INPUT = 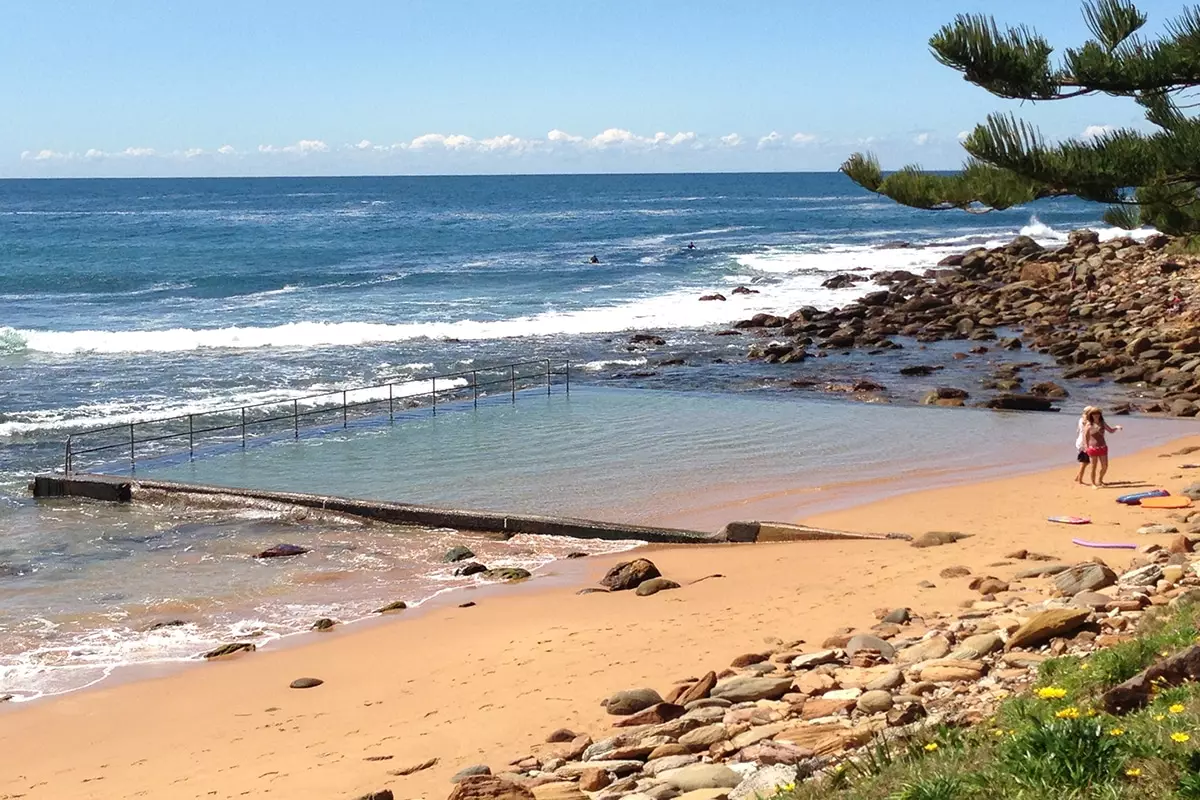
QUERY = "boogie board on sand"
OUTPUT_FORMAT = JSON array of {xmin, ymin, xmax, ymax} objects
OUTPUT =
[
  {"xmin": 1139, "ymin": 496, "xmax": 1193, "ymax": 509},
  {"xmin": 1049, "ymin": 516, "xmax": 1091, "ymax": 524},
  {"xmin": 1117, "ymin": 489, "xmax": 1170, "ymax": 505},
  {"xmin": 1072, "ymin": 538, "xmax": 1137, "ymax": 549}
]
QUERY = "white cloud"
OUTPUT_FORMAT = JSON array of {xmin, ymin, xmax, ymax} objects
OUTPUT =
[
  {"xmin": 957, "ymin": 130, "xmax": 971, "ymax": 142},
  {"xmin": 547, "ymin": 129, "xmax": 584, "ymax": 144},
  {"xmin": 84, "ymin": 148, "xmax": 106, "ymax": 159},
  {"xmin": 217, "ymin": 144, "xmax": 236, "ymax": 155},
  {"xmin": 258, "ymin": 139, "xmax": 329, "ymax": 155},
  {"xmin": 183, "ymin": 148, "xmax": 205, "ymax": 158},
  {"xmin": 757, "ymin": 131, "xmax": 785, "ymax": 149},
  {"xmin": 1082, "ymin": 124, "xmax": 1115, "ymax": 139},
  {"xmin": 21, "ymin": 149, "xmax": 70, "ymax": 161},
  {"xmin": 479, "ymin": 134, "xmax": 534, "ymax": 152},
  {"xmin": 913, "ymin": 132, "xmax": 931, "ymax": 146},
  {"xmin": 792, "ymin": 132, "xmax": 818, "ymax": 145},
  {"xmin": 121, "ymin": 147, "xmax": 156, "ymax": 157},
  {"xmin": 720, "ymin": 133, "xmax": 744, "ymax": 148},
  {"xmin": 354, "ymin": 139, "xmax": 373, "ymax": 150}
]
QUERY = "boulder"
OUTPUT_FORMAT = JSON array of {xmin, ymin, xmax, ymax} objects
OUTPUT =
[
  {"xmin": 202, "ymin": 642, "xmax": 255, "ymax": 659},
  {"xmin": 449, "ymin": 776, "xmax": 535, "ymax": 800},
  {"xmin": 600, "ymin": 559, "xmax": 662, "ymax": 591},
  {"xmin": 984, "ymin": 394, "xmax": 1055, "ymax": 411},
  {"xmin": 455, "ymin": 562, "xmax": 488, "ymax": 577},
  {"xmin": 636, "ymin": 578, "xmax": 681, "ymax": 597},
  {"xmin": 1120, "ymin": 564, "xmax": 1164, "ymax": 586},
  {"xmin": 674, "ymin": 672, "xmax": 718, "ymax": 706},
  {"xmin": 729, "ymin": 765, "xmax": 799, "ymax": 800},
  {"xmin": 895, "ymin": 635, "xmax": 951, "ymax": 666},
  {"xmin": 483, "ymin": 568, "xmax": 532, "ymax": 582},
  {"xmin": 710, "ymin": 675, "xmax": 794, "ymax": 703},
  {"xmin": 375, "ymin": 600, "xmax": 408, "ymax": 613},
  {"xmin": 255, "ymin": 543, "xmax": 309, "ymax": 559},
  {"xmin": 950, "ymin": 633, "xmax": 1003, "ymax": 660},
  {"xmin": 918, "ymin": 659, "xmax": 986, "ymax": 683},
  {"xmin": 1102, "ymin": 645, "xmax": 1200, "ymax": 714},
  {"xmin": 289, "ymin": 677, "xmax": 323, "ymax": 689},
  {"xmin": 658, "ymin": 763, "xmax": 742, "ymax": 792},
  {"xmin": 845, "ymin": 634, "xmax": 896, "ymax": 662},
  {"xmin": 444, "ymin": 546, "xmax": 476, "ymax": 563},
  {"xmin": 452, "ymin": 766, "xmax": 493, "ymax": 783},
  {"xmin": 855, "ymin": 690, "xmax": 894, "ymax": 714},
  {"xmin": 605, "ymin": 688, "xmax": 664, "ymax": 716},
  {"xmin": 1005, "ymin": 608, "xmax": 1090, "ymax": 650},
  {"xmin": 1053, "ymin": 563, "xmax": 1117, "ymax": 596}
]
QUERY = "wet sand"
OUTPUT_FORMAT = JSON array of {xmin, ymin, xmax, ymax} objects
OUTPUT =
[{"xmin": 2, "ymin": 433, "xmax": 1198, "ymax": 800}]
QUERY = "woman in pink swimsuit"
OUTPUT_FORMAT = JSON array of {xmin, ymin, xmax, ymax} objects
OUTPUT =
[{"xmin": 1084, "ymin": 408, "xmax": 1122, "ymax": 487}]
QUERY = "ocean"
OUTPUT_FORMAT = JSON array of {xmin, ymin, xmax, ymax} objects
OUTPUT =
[{"xmin": 0, "ymin": 172, "xmax": 1165, "ymax": 700}]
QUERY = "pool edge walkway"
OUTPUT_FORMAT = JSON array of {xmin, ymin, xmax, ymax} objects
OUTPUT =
[{"xmin": 30, "ymin": 474, "xmax": 895, "ymax": 546}]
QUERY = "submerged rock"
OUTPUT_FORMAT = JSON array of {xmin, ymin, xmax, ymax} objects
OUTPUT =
[
  {"xmin": 255, "ymin": 543, "xmax": 309, "ymax": 559},
  {"xmin": 375, "ymin": 600, "xmax": 408, "ymax": 613},
  {"xmin": 444, "ymin": 546, "xmax": 476, "ymax": 563},
  {"xmin": 311, "ymin": 617, "xmax": 337, "ymax": 631},
  {"xmin": 455, "ymin": 562, "xmax": 488, "ymax": 577},
  {"xmin": 202, "ymin": 642, "xmax": 256, "ymax": 659},
  {"xmin": 483, "ymin": 567, "xmax": 532, "ymax": 582}
]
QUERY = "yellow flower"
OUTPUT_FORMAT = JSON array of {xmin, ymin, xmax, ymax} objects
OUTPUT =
[
  {"xmin": 1170, "ymin": 704, "xmax": 1186, "ymax": 714},
  {"xmin": 924, "ymin": 743, "xmax": 939, "ymax": 752},
  {"xmin": 1081, "ymin": 663, "xmax": 1090, "ymax": 670},
  {"xmin": 1109, "ymin": 728, "xmax": 1125, "ymax": 736},
  {"xmin": 992, "ymin": 728, "xmax": 1005, "ymax": 737},
  {"xmin": 1036, "ymin": 687, "xmax": 1068, "ymax": 700},
  {"xmin": 1056, "ymin": 707, "xmax": 1081, "ymax": 719},
  {"xmin": 1172, "ymin": 732, "xmax": 1191, "ymax": 743},
  {"xmin": 1126, "ymin": 768, "xmax": 1142, "ymax": 777},
  {"xmin": 1085, "ymin": 709, "xmax": 1098, "ymax": 717},
  {"xmin": 1154, "ymin": 714, "xmax": 1166, "ymax": 722}
]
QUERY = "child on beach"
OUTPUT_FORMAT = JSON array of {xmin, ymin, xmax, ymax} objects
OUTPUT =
[
  {"xmin": 1083, "ymin": 407, "xmax": 1122, "ymax": 487},
  {"xmin": 1074, "ymin": 406, "xmax": 1096, "ymax": 484}
]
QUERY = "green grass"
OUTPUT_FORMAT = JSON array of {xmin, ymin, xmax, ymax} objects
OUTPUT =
[{"xmin": 780, "ymin": 603, "xmax": 1200, "ymax": 800}]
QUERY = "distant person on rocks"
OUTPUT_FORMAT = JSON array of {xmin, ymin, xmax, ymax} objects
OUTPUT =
[
  {"xmin": 1083, "ymin": 407, "xmax": 1122, "ymax": 487},
  {"xmin": 1074, "ymin": 405, "xmax": 1097, "ymax": 484}
]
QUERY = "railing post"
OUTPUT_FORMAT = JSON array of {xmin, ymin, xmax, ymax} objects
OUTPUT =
[
  {"xmin": 129, "ymin": 423, "xmax": 136, "ymax": 473},
  {"xmin": 565, "ymin": 361, "xmax": 570, "ymax": 395},
  {"xmin": 294, "ymin": 400, "xmax": 299, "ymax": 439},
  {"xmin": 546, "ymin": 359, "xmax": 551, "ymax": 395},
  {"xmin": 432, "ymin": 377, "xmax": 437, "ymax": 416},
  {"xmin": 510, "ymin": 364, "xmax": 516, "ymax": 403},
  {"xmin": 342, "ymin": 390, "xmax": 348, "ymax": 428},
  {"xmin": 241, "ymin": 407, "xmax": 247, "ymax": 448},
  {"xmin": 472, "ymin": 371, "xmax": 478, "ymax": 408},
  {"xmin": 188, "ymin": 414, "xmax": 194, "ymax": 459},
  {"xmin": 388, "ymin": 383, "xmax": 394, "ymax": 424},
  {"xmin": 64, "ymin": 436, "xmax": 72, "ymax": 475}
]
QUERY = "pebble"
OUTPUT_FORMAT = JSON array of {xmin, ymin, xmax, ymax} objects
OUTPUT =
[{"xmin": 289, "ymin": 677, "xmax": 324, "ymax": 689}]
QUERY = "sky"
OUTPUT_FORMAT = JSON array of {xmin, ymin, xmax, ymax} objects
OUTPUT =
[{"xmin": 2, "ymin": 0, "xmax": 1186, "ymax": 178}]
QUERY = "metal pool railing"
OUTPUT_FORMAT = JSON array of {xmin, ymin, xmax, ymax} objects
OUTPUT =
[{"xmin": 62, "ymin": 358, "xmax": 571, "ymax": 475}]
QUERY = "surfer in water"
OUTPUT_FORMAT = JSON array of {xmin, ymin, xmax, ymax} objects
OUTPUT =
[
  {"xmin": 589, "ymin": 255, "xmax": 600, "ymax": 264},
  {"xmin": 686, "ymin": 242, "xmax": 696, "ymax": 250},
  {"xmin": 1083, "ymin": 407, "xmax": 1122, "ymax": 487}
]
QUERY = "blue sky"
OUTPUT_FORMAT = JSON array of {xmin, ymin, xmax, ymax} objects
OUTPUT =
[{"xmin": 3, "ymin": 0, "xmax": 1181, "ymax": 177}]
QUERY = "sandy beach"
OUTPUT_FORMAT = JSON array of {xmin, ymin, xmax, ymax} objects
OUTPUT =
[{"xmin": 3, "ymin": 431, "xmax": 1199, "ymax": 800}]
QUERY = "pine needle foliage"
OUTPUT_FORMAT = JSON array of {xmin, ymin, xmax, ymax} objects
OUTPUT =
[{"xmin": 841, "ymin": 1, "xmax": 1200, "ymax": 235}]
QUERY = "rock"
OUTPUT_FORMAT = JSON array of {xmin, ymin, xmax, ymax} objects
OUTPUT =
[
  {"xmin": 202, "ymin": 642, "xmax": 255, "ymax": 659},
  {"xmin": 678, "ymin": 724, "xmax": 728, "ymax": 750},
  {"xmin": 554, "ymin": 735, "xmax": 593, "ymax": 761},
  {"xmin": 887, "ymin": 702, "xmax": 926, "ymax": 727},
  {"xmin": 856, "ymin": 690, "xmax": 894, "ymax": 714},
  {"xmin": 546, "ymin": 728, "xmax": 577, "ymax": 744},
  {"xmin": 636, "ymin": 578, "xmax": 681, "ymax": 596},
  {"xmin": 612, "ymin": 703, "xmax": 686, "ymax": 728},
  {"xmin": 483, "ymin": 568, "xmax": 532, "ymax": 582},
  {"xmin": 699, "ymin": 293, "xmax": 726, "ymax": 302},
  {"xmin": 1015, "ymin": 563, "xmax": 1070, "ymax": 579},
  {"xmin": 354, "ymin": 792, "xmax": 394, "ymax": 800},
  {"xmin": 605, "ymin": 688, "xmax": 664, "ymax": 716},
  {"xmin": 1120, "ymin": 564, "xmax": 1164, "ymax": 586},
  {"xmin": 881, "ymin": 608, "xmax": 910, "ymax": 624},
  {"xmin": 1005, "ymin": 608, "xmax": 1091, "ymax": 650},
  {"xmin": 975, "ymin": 577, "xmax": 1010, "ymax": 595},
  {"xmin": 710, "ymin": 675, "xmax": 794, "ymax": 703},
  {"xmin": 1168, "ymin": 535, "xmax": 1194, "ymax": 554},
  {"xmin": 255, "ymin": 543, "xmax": 309, "ymax": 559},
  {"xmin": 532, "ymin": 783, "xmax": 588, "ymax": 800},
  {"xmin": 865, "ymin": 670, "xmax": 904, "ymax": 691},
  {"xmin": 659, "ymin": 764, "xmax": 742, "ymax": 792},
  {"xmin": 1138, "ymin": 524, "xmax": 1179, "ymax": 535},
  {"xmin": 311, "ymin": 617, "xmax": 337, "ymax": 631},
  {"xmin": 1102, "ymin": 645, "xmax": 1200, "ymax": 715},
  {"xmin": 673, "ymin": 672, "xmax": 717, "ymax": 706},
  {"xmin": 984, "ymin": 394, "xmax": 1055, "ymax": 411},
  {"xmin": 375, "ymin": 600, "xmax": 408, "ymax": 613},
  {"xmin": 939, "ymin": 565, "xmax": 971, "ymax": 578},
  {"xmin": 389, "ymin": 757, "xmax": 439, "ymax": 776},
  {"xmin": 455, "ymin": 562, "xmax": 488, "ymax": 577},
  {"xmin": 1071, "ymin": 591, "xmax": 1114, "ymax": 611},
  {"xmin": 950, "ymin": 633, "xmax": 1003, "ymax": 660},
  {"xmin": 918, "ymin": 659, "xmax": 986, "ymax": 683},
  {"xmin": 601, "ymin": 559, "xmax": 662, "ymax": 591},
  {"xmin": 289, "ymin": 677, "xmax": 323, "ymax": 689},
  {"xmin": 896, "ymin": 634, "xmax": 951, "ymax": 666},
  {"xmin": 729, "ymin": 765, "xmax": 799, "ymax": 800},
  {"xmin": 444, "ymin": 546, "xmax": 476, "ymax": 563},
  {"xmin": 790, "ymin": 650, "xmax": 841, "ymax": 670},
  {"xmin": 449, "ymin": 776, "xmax": 535, "ymax": 800},
  {"xmin": 630, "ymin": 333, "xmax": 667, "ymax": 346},
  {"xmin": 674, "ymin": 791, "xmax": 731, "ymax": 800},
  {"xmin": 578, "ymin": 768, "xmax": 612, "ymax": 792},
  {"xmin": 146, "ymin": 619, "xmax": 188, "ymax": 631},
  {"xmin": 452, "ymin": 766, "xmax": 494, "ymax": 783},
  {"xmin": 845, "ymin": 634, "xmax": 896, "ymax": 662},
  {"xmin": 1053, "ymin": 563, "xmax": 1117, "ymax": 595},
  {"xmin": 912, "ymin": 531, "xmax": 971, "ymax": 548}
]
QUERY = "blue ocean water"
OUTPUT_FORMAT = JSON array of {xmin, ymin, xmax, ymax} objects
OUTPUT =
[{"xmin": 0, "ymin": 173, "xmax": 1155, "ymax": 700}]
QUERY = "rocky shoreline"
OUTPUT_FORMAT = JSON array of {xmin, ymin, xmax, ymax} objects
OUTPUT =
[
  {"xmin": 718, "ymin": 230, "xmax": 1200, "ymax": 416},
  {"xmin": 421, "ymin": 494, "xmax": 1200, "ymax": 800}
]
